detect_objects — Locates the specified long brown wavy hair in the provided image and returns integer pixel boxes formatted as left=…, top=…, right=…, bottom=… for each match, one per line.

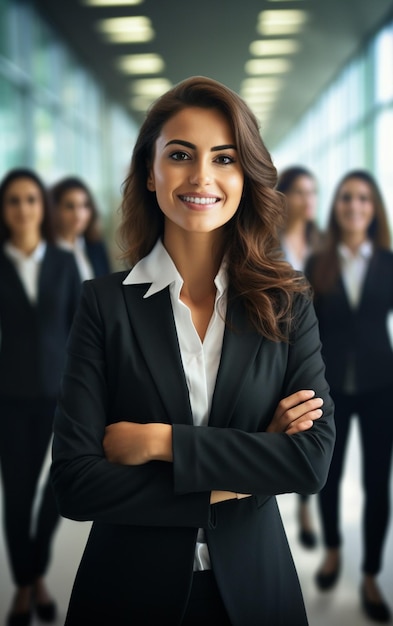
left=308, top=169, right=391, bottom=294
left=119, top=76, right=308, bottom=341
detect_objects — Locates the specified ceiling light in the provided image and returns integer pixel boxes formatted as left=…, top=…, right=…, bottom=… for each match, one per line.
left=97, top=16, right=154, bottom=43
left=241, top=78, right=282, bottom=92
left=242, top=91, right=277, bottom=104
left=249, top=39, right=300, bottom=56
left=84, top=0, right=143, bottom=6
left=117, top=54, right=164, bottom=74
left=130, top=95, right=156, bottom=111
left=131, top=78, right=172, bottom=96
left=257, top=9, right=308, bottom=35
left=245, top=58, right=291, bottom=75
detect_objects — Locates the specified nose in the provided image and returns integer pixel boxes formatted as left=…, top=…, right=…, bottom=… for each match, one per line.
left=188, top=159, right=212, bottom=186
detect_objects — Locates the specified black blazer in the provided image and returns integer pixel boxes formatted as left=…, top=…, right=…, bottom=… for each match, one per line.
left=0, top=245, right=81, bottom=399
left=305, top=248, right=393, bottom=393
left=52, top=273, right=335, bottom=626
left=85, top=239, right=111, bottom=278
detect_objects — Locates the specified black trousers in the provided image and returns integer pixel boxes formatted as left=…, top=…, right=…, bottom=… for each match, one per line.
left=181, top=570, right=231, bottom=625
left=0, top=398, right=60, bottom=586
left=318, top=388, right=393, bottom=575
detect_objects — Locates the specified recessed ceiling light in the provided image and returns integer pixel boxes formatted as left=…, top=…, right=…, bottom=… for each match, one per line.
left=117, top=54, right=165, bottom=74
left=84, top=0, right=143, bottom=6
left=245, top=58, right=291, bottom=75
left=97, top=16, right=154, bottom=43
left=249, top=39, right=300, bottom=57
left=130, top=95, right=156, bottom=111
left=257, top=9, right=308, bottom=35
left=241, top=77, right=282, bottom=92
left=131, top=78, right=172, bottom=96
left=242, top=91, right=277, bottom=103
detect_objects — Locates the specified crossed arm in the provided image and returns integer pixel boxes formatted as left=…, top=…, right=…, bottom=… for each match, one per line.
left=103, top=389, right=324, bottom=504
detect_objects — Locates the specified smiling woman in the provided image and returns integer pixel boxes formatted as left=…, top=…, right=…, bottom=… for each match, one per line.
left=51, top=76, right=335, bottom=626
left=306, top=170, right=393, bottom=622
left=0, top=169, right=81, bottom=626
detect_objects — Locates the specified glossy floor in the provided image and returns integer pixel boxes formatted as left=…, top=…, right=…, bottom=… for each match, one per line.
left=0, top=418, right=392, bottom=625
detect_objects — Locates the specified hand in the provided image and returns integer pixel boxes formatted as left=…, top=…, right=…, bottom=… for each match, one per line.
left=210, top=491, right=251, bottom=504
left=103, top=422, right=173, bottom=465
left=266, top=390, right=323, bottom=435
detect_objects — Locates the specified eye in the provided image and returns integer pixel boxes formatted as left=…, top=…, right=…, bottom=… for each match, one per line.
left=214, top=155, right=236, bottom=165
left=169, top=151, right=190, bottom=161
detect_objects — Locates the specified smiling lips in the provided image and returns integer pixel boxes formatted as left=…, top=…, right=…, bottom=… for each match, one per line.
left=179, top=195, right=220, bottom=206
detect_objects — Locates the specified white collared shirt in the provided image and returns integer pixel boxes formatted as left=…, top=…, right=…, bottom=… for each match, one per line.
left=3, top=240, right=47, bottom=304
left=123, top=238, right=228, bottom=570
left=338, top=240, right=373, bottom=309
left=57, top=236, right=94, bottom=282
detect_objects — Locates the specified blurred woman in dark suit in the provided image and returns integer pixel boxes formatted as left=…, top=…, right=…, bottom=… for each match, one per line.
left=306, top=170, right=393, bottom=623
left=0, top=169, right=81, bottom=626
left=277, top=165, right=322, bottom=549
left=50, top=176, right=111, bottom=281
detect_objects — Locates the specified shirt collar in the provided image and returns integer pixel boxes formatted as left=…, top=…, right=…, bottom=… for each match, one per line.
left=4, top=240, right=47, bottom=263
left=122, top=238, right=228, bottom=300
left=338, top=240, right=373, bottom=261
left=57, top=236, right=86, bottom=252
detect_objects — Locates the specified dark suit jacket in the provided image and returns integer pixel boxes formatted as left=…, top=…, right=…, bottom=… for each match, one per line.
left=85, top=239, right=111, bottom=278
left=0, top=245, right=81, bottom=399
left=52, top=273, right=335, bottom=626
left=305, top=248, right=393, bottom=393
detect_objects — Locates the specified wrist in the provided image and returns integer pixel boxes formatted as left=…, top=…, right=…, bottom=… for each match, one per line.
left=150, top=423, right=173, bottom=462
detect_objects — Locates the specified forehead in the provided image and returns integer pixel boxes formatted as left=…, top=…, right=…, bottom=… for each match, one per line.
left=339, top=178, right=372, bottom=195
left=61, top=188, right=89, bottom=203
left=157, top=106, right=234, bottom=146
left=5, top=177, right=41, bottom=196
left=290, top=175, right=315, bottom=191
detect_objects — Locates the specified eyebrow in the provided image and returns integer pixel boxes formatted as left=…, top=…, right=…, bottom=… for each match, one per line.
left=164, top=139, right=237, bottom=152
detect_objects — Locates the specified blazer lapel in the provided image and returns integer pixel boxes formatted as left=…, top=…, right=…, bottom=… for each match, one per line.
left=357, top=251, right=377, bottom=311
left=0, top=251, right=34, bottom=308
left=122, top=284, right=193, bottom=426
left=209, top=296, right=264, bottom=428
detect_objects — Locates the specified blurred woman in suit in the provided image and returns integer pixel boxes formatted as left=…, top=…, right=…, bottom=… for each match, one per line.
left=306, top=170, right=393, bottom=623
left=50, top=176, right=111, bottom=281
left=277, top=166, right=322, bottom=549
left=51, top=76, right=335, bottom=626
left=0, top=169, right=81, bottom=626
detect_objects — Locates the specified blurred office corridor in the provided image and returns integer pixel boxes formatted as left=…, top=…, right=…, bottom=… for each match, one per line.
left=1, top=416, right=392, bottom=625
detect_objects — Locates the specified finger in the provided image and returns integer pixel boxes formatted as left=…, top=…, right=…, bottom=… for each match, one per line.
left=286, top=398, right=323, bottom=422
left=275, top=398, right=323, bottom=427
left=285, top=409, right=323, bottom=434
left=276, top=390, right=316, bottom=417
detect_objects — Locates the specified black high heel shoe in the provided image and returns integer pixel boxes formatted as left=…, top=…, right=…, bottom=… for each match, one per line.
left=361, top=584, right=391, bottom=623
left=298, top=527, right=317, bottom=549
left=35, top=600, right=57, bottom=622
left=6, top=610, right=32, bottom=626
left=315, top=558, right=341, bottom=591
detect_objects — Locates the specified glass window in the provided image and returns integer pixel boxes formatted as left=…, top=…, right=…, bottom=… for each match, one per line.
left=0, top=76, right=24, bottom=173
left=375, top=25, right=393, bottom=104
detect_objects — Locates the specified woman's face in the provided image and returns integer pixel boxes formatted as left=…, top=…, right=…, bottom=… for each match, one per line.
left=2, top=177, right=44, bottom=238
left=148, top=106, right=244, bottom=237
left=286, top=175, right=317, bottom=221
left=334, top=177, right=375, bottom=239
left=57, top=188, right=92, bottom=238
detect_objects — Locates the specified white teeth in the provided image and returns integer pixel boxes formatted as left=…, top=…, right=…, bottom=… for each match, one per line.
left=181, top=196, right=218, bottom=205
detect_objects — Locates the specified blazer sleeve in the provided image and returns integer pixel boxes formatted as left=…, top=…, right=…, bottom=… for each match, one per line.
left=51, top=281, right=211, bottom=528
left=172, top=294, right=335, bottom=497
